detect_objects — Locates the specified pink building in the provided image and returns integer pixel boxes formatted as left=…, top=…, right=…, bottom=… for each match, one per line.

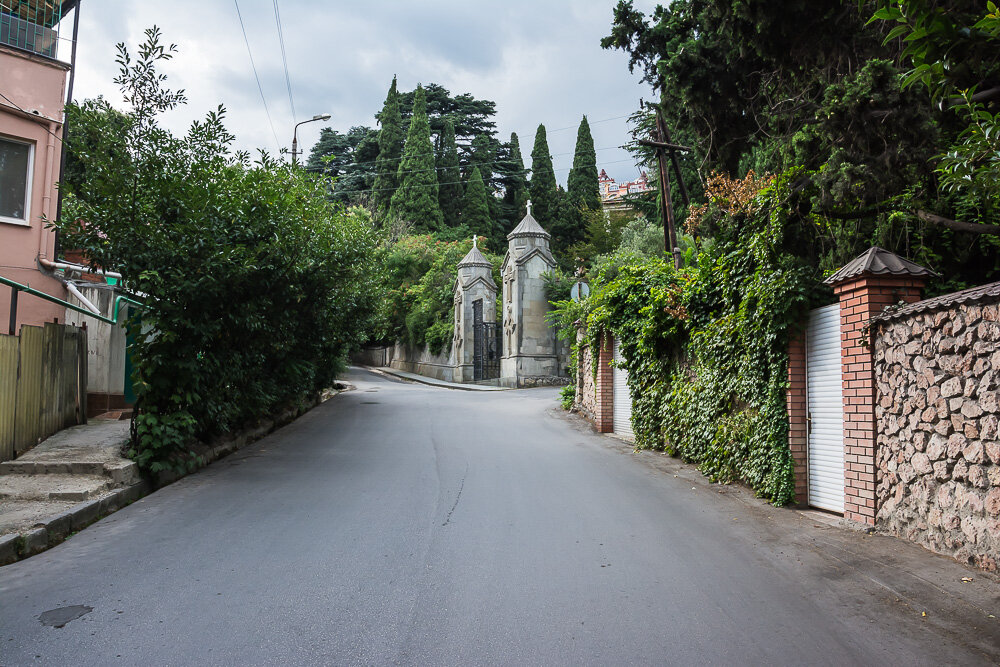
left=598, top=169, right=651, bottom=210
left=0, top=0, right=76, bottom=333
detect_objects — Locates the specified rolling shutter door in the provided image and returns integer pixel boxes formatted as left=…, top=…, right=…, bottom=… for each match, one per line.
left=806, top=304, right=845, bottom=513
left=613, top=337, right=634, bottom=439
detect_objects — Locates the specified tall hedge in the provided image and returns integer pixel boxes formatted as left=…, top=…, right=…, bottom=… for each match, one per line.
left=58, top=29, right=381, bottom=473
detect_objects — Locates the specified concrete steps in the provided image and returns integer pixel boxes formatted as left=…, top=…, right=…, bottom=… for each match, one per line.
left=0, top=474, right=114, bottom=501
left=0, top=459, right=140, bottom=485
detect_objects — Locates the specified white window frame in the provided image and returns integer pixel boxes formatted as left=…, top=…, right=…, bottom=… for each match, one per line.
left=0, top=135, right=35, bottom=227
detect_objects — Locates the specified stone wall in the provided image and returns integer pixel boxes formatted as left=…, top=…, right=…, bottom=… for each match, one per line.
left=388, top=342, right=455, bottom=383
left=576, top=337, right=597, bottom=422
left=873, top=288, right=1000, bottom=571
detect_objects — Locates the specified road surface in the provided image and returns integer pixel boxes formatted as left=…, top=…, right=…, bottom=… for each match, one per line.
left=1, top=368, right=998, bottom=665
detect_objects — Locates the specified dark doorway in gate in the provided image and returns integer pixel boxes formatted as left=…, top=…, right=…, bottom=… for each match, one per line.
left=472, top=299, right=500, bottom=381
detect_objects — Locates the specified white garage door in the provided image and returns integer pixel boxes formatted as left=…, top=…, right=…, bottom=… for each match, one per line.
left=806, top=304, right=845, bottom=513
left=613, top=337, right=634, bottom=439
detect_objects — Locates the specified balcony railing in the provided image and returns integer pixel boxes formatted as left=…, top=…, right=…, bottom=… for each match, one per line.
left=0, top=3, right=62, bottom=59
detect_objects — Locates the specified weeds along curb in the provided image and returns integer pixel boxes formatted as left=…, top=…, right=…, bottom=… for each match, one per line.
left=0, top=385, right=348, bottom=567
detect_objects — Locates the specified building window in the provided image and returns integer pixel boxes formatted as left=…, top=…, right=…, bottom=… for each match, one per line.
left=0, top=136, right=34, bottom=225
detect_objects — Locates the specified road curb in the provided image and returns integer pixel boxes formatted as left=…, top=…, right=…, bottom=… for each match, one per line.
left=0, top=385, right=347, bottom=567
left=363, top=365, right=510, bottom=391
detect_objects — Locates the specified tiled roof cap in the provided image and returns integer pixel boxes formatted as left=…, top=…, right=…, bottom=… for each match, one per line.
left=824, top=247, right=937, bottom=285
left=872, top=280, right=1000, bottom=325
left=458, top=243, right=493, bottom=269
left=508, top=212, right=551, bottom=240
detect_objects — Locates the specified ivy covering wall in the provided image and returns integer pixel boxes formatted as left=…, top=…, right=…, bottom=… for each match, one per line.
left=555, top=173, right=817, bottom=505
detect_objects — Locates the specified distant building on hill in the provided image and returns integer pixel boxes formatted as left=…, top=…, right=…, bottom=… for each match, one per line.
left=598, top=169, right=651, bottom=210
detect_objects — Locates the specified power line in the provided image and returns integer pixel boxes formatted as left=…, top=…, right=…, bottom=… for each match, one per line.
left=310, top=142, right=630, bottom=176
left=272, top=0, right=296, bottom=122
left=233, top=0, right=281, bottom=153
left=304, top=112, right=641, bottom=169
left=547, top=113, right=632, bottom=134
left=327, top=157, right=643, bottom=197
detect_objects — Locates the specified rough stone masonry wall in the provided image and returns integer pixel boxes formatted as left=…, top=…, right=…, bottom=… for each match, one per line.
left=577, top=338, right=597, bottom=422
left=874, top=299, right=1000, bottom=570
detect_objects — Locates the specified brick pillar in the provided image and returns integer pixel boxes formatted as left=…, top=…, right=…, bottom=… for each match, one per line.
left=786, top=329, right=808, bottom=505
left=594, top=332, right=614, bottom=433
left=831, top=275, right=925, bottom=524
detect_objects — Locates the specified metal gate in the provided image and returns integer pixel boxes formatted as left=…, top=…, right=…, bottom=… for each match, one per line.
left=472, top=300, right=500, bottom=381
left=806, top=304, right=845, bottom=513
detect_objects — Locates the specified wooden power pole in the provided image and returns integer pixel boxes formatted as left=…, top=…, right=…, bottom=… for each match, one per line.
left=637, top=106, right=691, bottom=270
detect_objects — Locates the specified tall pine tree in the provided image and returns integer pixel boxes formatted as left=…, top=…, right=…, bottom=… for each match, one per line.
left=390, top=85, right=444, bottom=231
left=462, top=166, right=493, bottom=240
left=528, top=124, right=557, bottom=227
left=567, top=116, right=600, bottom=210
left=436, top=119, right=463, bottom=228
left=499, top=132, right=528, bottom=232
left=373, top=77, right=404, bottom=213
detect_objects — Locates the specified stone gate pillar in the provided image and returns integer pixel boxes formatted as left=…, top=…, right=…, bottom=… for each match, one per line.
left=500, top=201, right=561, bottom=385
left=453, top=236, right=497, bottom=383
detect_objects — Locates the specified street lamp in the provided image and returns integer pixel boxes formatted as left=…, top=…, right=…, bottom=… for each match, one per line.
left=291, top=113, right=331, bottom=165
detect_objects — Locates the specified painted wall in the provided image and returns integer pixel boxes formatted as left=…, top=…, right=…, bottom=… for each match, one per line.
left=0, top=45, right=70, bottom=332
left=63, top=284, right=128, bottom=395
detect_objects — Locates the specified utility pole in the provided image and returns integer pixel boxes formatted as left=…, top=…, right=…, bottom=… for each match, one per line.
left=637, top=105, right=691, bottom=270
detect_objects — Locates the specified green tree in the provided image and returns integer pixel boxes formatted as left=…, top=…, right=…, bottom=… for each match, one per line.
left=306, top=125, right=379, bottom=204
left=58, top=28, right=380, bottom=473
left=567, top=115, right=600, bottom=210
left=397, top=83, right=497, bottom=141
left=373, top=76, right=404, bottom=212
left=461, top=166, right=493, bottom=239
left=390, top=85, right=444, bottom=231
left=529, top=124, right=558, bottom=227
left=553, top=115, right=602, bottom=255
left=436, top=119, right=463, bottom=228
left=602, top=0, right=1000, bottom=286
left=498, top=132, right=528, bottom=233
left=469, top=133, right=497, bottom=184
left=872, top=0, right=1000, bottom=234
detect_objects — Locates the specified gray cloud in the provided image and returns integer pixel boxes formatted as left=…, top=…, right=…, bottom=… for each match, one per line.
left=66, top=0, right=660, bottom=184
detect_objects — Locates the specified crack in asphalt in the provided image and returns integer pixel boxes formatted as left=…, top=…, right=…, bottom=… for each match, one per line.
left=441, top=462, right=468, bottom=527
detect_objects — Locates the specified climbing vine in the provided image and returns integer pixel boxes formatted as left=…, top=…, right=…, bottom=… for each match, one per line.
left=556, top=171, right=817, bottom=505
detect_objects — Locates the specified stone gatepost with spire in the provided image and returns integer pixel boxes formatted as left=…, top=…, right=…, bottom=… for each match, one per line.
left=452, top=236, right=498, bottom=383
left=500, top=201, right=564, bottom=385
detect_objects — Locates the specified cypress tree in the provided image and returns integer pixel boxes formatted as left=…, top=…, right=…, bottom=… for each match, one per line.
left=373, top=77, right=404, bottom=213
left=528, top=124, right=557, bottom=227
left=390, top=85, right=444, bottom=231
left=553, top=115, right=600, bottom=252
left=462, top=166, right=493, bottom=240
left=437, top=119, right=463, bottom=228
left=567, top=116, right=600, bottom=210
left=500, top=132, right=528, bottom=232
left=469, top=134, right=496, bottom=185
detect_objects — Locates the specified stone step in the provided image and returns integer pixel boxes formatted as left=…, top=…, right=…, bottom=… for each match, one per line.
left=0, top=459, right=140, bottom=485
left=0, top=474, right=114, bottom=502
left=0, top=460, right=104, bottom=476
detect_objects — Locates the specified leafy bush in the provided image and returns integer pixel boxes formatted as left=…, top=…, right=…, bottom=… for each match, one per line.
left=561, top=172, right=816, bottom=505
left=559, top=384, right=575, bottom=410
left=57, top=29, right=380, bottom=473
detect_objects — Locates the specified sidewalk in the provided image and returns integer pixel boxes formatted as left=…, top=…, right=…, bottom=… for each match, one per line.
left=0, top=419, right=148, bottom=565
left=365, top=365, right=510, bottom=391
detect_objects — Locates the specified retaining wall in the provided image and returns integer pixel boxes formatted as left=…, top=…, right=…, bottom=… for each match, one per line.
left=873, top=283, right=1000, bottom=570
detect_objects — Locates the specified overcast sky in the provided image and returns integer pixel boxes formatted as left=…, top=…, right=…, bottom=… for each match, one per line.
left=63, top=0, right=659, bottom=186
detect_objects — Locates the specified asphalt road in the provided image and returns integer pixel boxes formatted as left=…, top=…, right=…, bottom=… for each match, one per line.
left=1, top=367, right=998, bottom=665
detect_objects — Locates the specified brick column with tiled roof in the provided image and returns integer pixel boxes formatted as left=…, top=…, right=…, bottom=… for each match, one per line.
left=825, top=248, right=935, bottom=524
